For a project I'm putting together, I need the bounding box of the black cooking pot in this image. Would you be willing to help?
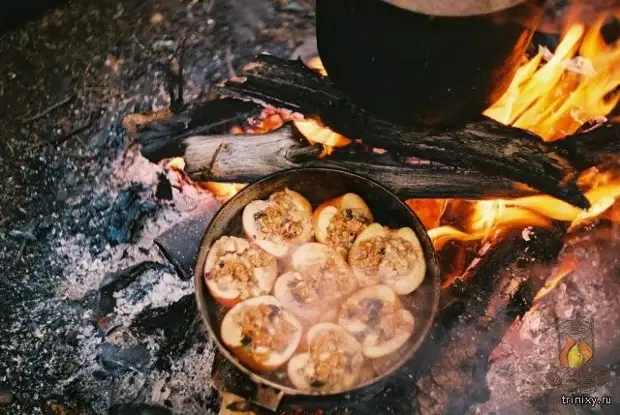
[316,0,547,126]
[0,0,66,33]
[194,167,441,411]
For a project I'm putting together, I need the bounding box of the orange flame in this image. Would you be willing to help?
[203,182,246,201]
[484,15,620,141]
[534,255,577,302]
[306,56,328,76]
[166,157,245,202]
[293,119,351,157]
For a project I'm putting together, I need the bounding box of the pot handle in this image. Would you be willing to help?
[251,383,284,412]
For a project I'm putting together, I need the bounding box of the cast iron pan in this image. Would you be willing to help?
[194,167,441,411]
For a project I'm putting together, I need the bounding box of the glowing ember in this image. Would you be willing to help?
[306,56,328,76]
[484,14,620,141]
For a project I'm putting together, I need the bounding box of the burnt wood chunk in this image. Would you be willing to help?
[554,123,620,170]
[141,122,537,200]
[139,99,263,162]
[218,55,593,208]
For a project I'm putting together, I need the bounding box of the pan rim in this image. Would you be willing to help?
[194,166,441,399]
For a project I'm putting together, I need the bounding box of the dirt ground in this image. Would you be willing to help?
[0,0,314,413]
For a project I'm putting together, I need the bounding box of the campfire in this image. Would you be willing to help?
[125,6,620,415]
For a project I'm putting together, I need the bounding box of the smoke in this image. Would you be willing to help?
[538,0,620,34]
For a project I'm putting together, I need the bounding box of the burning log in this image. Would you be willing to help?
[141,120,537,200]
[138,99,263,162]
[555,122,620,170]
[218,55,592,208]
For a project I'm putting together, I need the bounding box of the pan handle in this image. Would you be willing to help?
[251,383,284,412]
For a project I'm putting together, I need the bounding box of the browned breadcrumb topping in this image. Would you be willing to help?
[382,237,418,278]
[239,304,298,358]
[350,235,417,278]
[255,191,307,241]
[290,254,352,303]
[209,242,274,300]
[325,209,370,257]
[309,330,351,385]
[349,236,386,274]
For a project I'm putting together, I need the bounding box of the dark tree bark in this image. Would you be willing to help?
[141,121,539,199]
[217,55,605,209]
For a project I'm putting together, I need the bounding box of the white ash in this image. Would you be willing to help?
[473,227,620,413]
[111,268,193,325]
[53,203,186,301]
[150,342,218,414]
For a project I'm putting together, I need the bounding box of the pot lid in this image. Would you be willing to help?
[383,0,529,16]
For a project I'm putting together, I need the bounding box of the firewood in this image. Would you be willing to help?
[139,99,263,162]
[218,55,594,209]
[554,122,620,170]
[141,120,537,200]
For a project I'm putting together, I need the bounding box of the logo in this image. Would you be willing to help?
[546,318,609,394]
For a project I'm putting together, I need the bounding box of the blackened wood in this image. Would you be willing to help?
[218,54,590,209]
[411,227,565,415]
[154,202,220,280]
[163,124,538,199]
[554,123,620,171]
[139,99,263,162]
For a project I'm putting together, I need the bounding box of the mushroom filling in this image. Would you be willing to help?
[306,331,355,388]
[238,304,298,359]
[350,235,417,278]
[289,255,351,303]
[208,240,274,299]
[325,209,370,257]
[254,191,307,241]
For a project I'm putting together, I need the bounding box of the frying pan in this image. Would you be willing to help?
[194,167,441,411]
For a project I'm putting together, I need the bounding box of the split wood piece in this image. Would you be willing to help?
[554,122,620,171]
[142,121,538,199]
[139,99,263,162]
[412,226,565,415]
[219,54,591,209]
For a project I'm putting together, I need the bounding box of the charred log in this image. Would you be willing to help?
[141,122,537,200]
[554,123,620,170]
[138,99,263,162]
[411,227,565,415]
[218,55,590,209]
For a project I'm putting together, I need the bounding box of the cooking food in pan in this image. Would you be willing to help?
[273,242,357,325]
[242,189,313,258]
[221,296,303,371]
[205,188,428,393]
[205,236,278,306]
[349,224,426,295]
[313,193,373,258]
[287,323,364,393]
[338,285,415,359]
